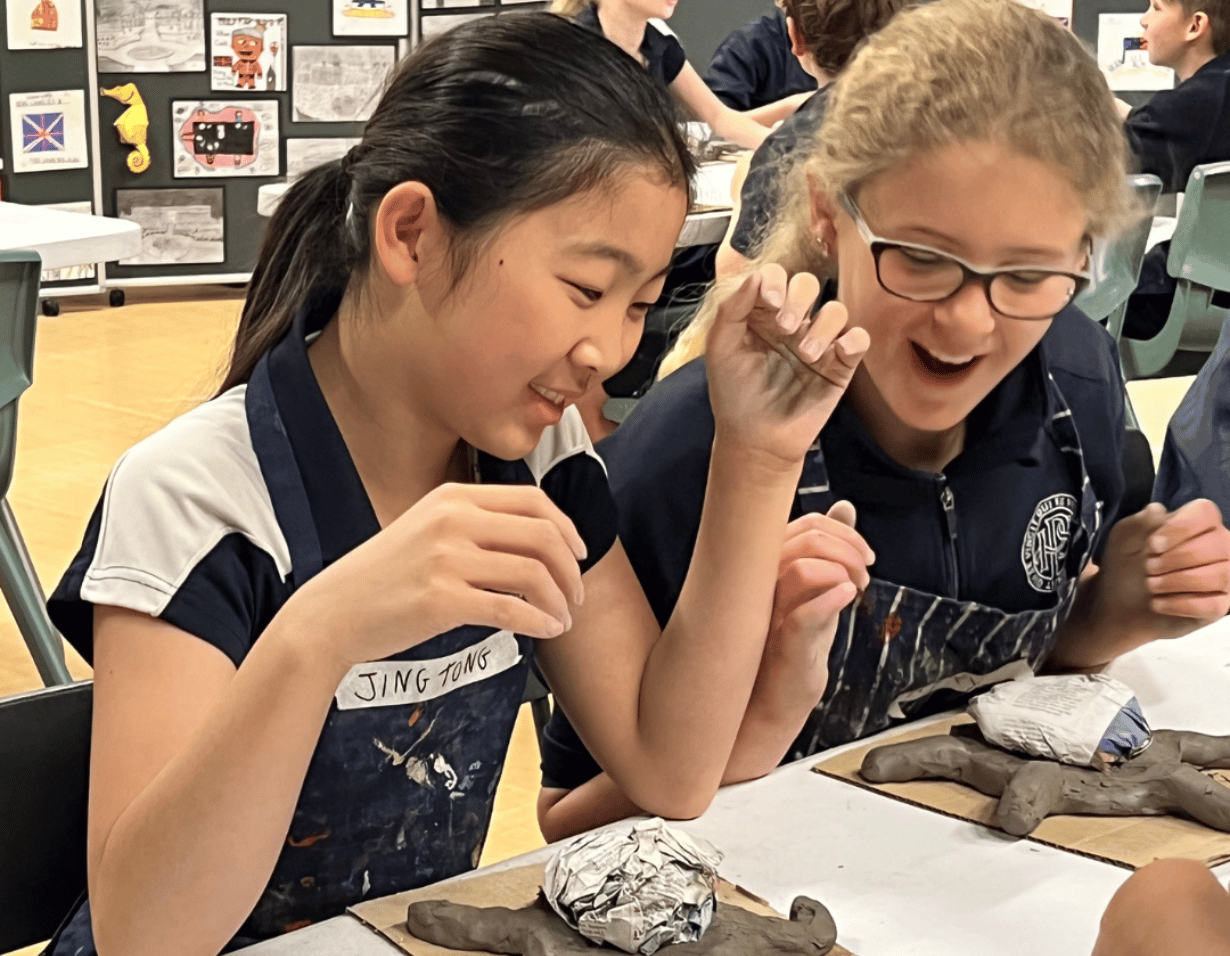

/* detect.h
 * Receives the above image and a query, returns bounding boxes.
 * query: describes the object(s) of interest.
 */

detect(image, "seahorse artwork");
[100,84,150,174]
[30,0,57,31]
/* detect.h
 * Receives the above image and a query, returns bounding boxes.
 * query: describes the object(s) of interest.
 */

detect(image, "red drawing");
[179,105,261,169]
[30,0,58,31]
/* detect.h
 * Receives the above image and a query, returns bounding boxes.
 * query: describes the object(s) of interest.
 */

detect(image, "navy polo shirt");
[730,86,828,258]
[540,304,1126,789]
[705,10,817,110]
[47,293,617,951]
[575,4,686,86]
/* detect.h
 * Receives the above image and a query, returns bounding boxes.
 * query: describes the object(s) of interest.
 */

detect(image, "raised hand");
[295,483,588,668]
[705,265,869,469]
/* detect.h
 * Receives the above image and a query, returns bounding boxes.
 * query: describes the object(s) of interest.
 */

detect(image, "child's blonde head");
[662,0,1133,377]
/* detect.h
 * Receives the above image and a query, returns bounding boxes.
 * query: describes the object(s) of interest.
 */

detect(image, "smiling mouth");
[530,383,568,407]
[911,342,982,377]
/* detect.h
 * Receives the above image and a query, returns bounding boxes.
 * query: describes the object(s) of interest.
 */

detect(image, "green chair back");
[1121,161,1230,378]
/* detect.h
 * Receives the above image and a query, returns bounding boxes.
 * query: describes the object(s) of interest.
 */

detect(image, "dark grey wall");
[667,0,776,70]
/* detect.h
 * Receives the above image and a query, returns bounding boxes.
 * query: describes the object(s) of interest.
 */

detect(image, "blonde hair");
[661,0,1133,378]
[551,0,592,15]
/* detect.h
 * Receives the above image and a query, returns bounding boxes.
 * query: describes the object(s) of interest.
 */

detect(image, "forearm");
[92,610,349,956]
[538,776,643,843]
[709,108,769,150]
[631,441,800,814]
[745,97,796,127]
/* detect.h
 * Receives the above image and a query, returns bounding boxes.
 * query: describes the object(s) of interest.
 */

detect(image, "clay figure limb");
[406,895,838,956]
[860,728,1230,836]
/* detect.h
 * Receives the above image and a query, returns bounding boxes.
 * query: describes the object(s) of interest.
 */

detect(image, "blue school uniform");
[1154,314,1230,512]
[704,10,817,110]
[540,305,1125,789]
[44,293,616,953]
[575,5,686,87]
[1123,51,1230,339]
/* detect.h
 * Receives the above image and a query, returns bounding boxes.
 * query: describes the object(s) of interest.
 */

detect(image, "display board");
[415,0,547,46]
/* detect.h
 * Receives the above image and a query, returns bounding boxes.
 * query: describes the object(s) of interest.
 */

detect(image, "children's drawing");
[1098,13,1175,91]
[286,137,361,181]
[333,0,408,37]
[101,83,151,173]
[96,0,206,73]
[172,100,279,178]
[38,202,97,283]
[116,188,225,265]
[9,90,89,173]
[292,45,395,122]
[211,14,286,92]
[6,0,82,49]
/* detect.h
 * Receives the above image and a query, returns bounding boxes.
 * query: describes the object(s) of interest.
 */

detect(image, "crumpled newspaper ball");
[543,818,724,955]
[969,674,1152,767]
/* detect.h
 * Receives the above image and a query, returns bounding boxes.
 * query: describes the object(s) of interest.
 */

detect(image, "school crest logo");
[1021,493,1077,593]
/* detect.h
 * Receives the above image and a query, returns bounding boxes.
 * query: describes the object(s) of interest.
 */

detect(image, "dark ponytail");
[219,12,694,394]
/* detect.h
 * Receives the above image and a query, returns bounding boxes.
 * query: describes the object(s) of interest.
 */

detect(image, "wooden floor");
[0,287,1194,955]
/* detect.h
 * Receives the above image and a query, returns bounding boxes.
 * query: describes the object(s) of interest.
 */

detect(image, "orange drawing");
[30,0,58,31]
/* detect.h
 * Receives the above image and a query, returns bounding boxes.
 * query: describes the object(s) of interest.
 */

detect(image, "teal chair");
[0,251,71,686]
[1119,161,1230,380]
[1074,174,1164,430]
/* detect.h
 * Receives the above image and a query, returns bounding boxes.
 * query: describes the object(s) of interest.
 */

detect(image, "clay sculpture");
[405,894,838,956]
[860,725,1230,836]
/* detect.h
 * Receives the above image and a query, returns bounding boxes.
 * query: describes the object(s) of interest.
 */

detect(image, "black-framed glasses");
[838,193,1090,321]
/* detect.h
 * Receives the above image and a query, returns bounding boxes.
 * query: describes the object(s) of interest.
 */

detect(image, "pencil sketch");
[421,12,493,41]
[210,14,286,92]
[96,0,205,73]
[115,188,225,265]
[171,100,279,178]
[292,45,395,122]
[286,137,361,182]
[333,0,409,37]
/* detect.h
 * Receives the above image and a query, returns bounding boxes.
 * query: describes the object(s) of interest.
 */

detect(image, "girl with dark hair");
[43,14,868,956]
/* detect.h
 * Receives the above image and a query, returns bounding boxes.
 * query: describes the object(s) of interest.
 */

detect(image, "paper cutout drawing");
[101,84,151,174]
[30,0,57,31]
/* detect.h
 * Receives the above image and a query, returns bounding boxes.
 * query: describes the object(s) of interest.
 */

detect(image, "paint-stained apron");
[237,353,534,938]
[788,379,1103,760]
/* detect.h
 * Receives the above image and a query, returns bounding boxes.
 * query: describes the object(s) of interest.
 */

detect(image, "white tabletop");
[0,201,142,271]
[236,615,1230,956]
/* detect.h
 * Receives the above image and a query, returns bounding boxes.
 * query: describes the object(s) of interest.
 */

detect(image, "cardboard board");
[350,862,856,956]
[813,717,1230,870]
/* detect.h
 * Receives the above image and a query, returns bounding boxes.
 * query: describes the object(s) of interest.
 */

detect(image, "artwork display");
[6,0,83,49]
[38,202,96,283]
[171,99,279,177]
[101,83,151,173]
[286,137,361,181]
[406,896,839,956]
[96,0,206,73]
[8,89,89,173]
[1014,0,1071,27]
[116,187,225,265]
[421,12,493,41]
[292,45,395,122]
[210,14,286,92]
[1098,12,1175,91]
[860,725,1230,836]
[332,0,409,37]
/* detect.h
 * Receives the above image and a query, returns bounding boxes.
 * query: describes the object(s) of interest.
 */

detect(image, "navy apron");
[789,374,1102,759]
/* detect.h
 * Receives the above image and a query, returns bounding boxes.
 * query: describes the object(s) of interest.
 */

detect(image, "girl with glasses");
[537,0,1230,843]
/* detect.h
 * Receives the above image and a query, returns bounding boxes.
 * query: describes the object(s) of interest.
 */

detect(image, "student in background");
[715,0,910,279]
[1120,0,1230,339]
[42,16,870,956]
[1093,860,1230,956]
[551,0,810,149]
[536,0,1230,843]
[705,1,819,110]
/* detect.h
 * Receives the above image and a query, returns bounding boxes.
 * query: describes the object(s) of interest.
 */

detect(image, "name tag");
[334,630,522,711]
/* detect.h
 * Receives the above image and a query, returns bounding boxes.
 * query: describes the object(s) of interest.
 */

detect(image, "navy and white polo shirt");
[704,10,818,111]
[540,304,1127,789]
[575,5,687,87]
[46,293,617,951]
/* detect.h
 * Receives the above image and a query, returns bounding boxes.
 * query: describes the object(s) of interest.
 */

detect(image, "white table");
[0,201,142,271]
[256,162,739,250]
[235,616,1230,956]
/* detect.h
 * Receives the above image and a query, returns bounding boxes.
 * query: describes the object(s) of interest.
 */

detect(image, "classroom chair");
[0,680,92,954]
[0,251,71,686]
[1119,161,1230,380]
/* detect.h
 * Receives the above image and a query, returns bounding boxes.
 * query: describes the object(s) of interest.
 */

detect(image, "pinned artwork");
[421,12,494,42]
[38,202,97,283]
[96,0,206,73]
[116,188,225,265]
[171,100,279,178]
[8,90,89,173]
[332,0,409,37]
[6,0,83,49]
[292,45,395,122]
[101,83,151,173]
[210,14,286,92]
[1098,13,1175,91]
[286,137,360,182]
